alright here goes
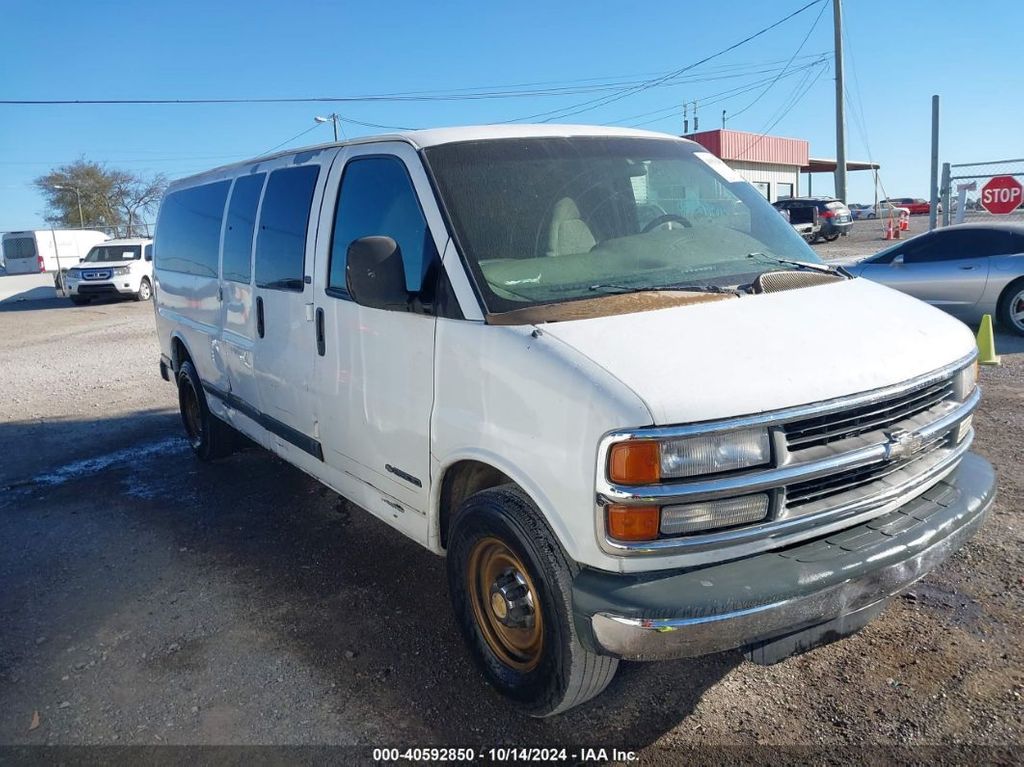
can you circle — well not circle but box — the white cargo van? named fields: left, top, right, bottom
left=65, top=238, right=154, bottom=305
left=1, top=229, right=108, bottom=275
left=153, top=125, right=993, bottom=716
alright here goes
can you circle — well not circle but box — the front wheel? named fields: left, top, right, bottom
left=135, top=277, right=152, bottom=302
left=447, top=485, right=618, bottom=716
left=997, top=278, right=1024, bottom=337
left=823, top=232, right=840, bottom=242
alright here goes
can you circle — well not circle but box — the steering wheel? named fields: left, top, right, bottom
left=642, top=213, right=692, bottom=233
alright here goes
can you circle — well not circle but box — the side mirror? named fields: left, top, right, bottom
left=892, top=254, right=904, bottom=266
left=345, top=236, right=410, bottom=310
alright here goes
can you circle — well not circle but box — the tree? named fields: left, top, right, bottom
left=35, top=160, right=167, bottom=237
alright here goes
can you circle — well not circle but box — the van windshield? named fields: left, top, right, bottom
left=83, top=245, right=142, bottom=262
left=423, top=136, right=824, bottom=314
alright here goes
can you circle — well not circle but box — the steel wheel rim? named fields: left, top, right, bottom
left=1012, top=289, right=1024, bottom=331
left=181, top=382, right=202, bottom=448
left=467, top=537, right=544, bottom=672
left=140, top=281, right=151, bottom=300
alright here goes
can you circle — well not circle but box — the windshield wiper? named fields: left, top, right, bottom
left=747, top=252, right=848, bottom=277
left=588, top=283, right=735, bottom=295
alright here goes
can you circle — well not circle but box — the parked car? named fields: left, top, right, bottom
left=1, top=229, right=108, bottom=275
left=848, top=203, right=875, bottom=220
left=776, top=203, right=821, bottom=242
left=153, top=125, right=990, bottom=715
left=842, top=222, right=1024, bottom=335
left=850, top=202, right=912, bottom=221
left=65, top=238, right=153, bottom=305
left=881, top=197, right=939, bottom=216
left=772, top=196, right=852, bottom=241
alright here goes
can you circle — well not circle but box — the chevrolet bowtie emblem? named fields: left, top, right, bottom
left=884, top=428, right=925, bottom=461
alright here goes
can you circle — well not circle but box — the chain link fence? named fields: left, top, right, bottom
left=940, top=158, right=1024, bottom=227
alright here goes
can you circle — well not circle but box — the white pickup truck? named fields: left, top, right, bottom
left=152, top=125, right=993, bottom=716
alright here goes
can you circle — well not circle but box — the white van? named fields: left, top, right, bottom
left=64, top=238, right=154, bottom=305
left=153, top=125, right=993, bottom=716
left=1, top=229, right=108, bottom=275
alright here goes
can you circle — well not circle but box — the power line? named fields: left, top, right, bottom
left=260, top=122, right=327, bottom=154
left=502, top=0, right=827, bottom=123
left=733, top=61, right=828, bottom=158
left=727, top=0, right=828, bottom=121
left=610, top=56, right=829, bottom=129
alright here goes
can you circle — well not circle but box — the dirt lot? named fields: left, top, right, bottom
left=0, top=288, right=1021, bottom=758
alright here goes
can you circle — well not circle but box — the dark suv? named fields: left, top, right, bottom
left=773, top=197, right=853, bottom=242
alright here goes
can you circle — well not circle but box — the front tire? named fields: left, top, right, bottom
left=177, top=360, right=235, bottom=461
left=997, top=277, right=1024, bottom=337
left=135, top=277, right=152, bottom=302
left=447, top=485, right=618, bottom=717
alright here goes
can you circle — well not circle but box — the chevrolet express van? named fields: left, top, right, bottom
left=153, top=125, right=993, bottom=716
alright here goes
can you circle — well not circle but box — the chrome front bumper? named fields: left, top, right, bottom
left=575, top=452, right=995, bottom=662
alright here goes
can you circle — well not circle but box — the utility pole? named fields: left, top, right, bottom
left=53, top=184, right=84, bottom=228
left=315, top=113, right=341, bottom=141
left=833, top=0, right=847, bottom=203
left=722, top=110, right=727, bottom=129
left=929, top=95, right=940, bottom=231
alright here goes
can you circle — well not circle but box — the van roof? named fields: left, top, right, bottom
left=171, top=124, right=690, bottom=188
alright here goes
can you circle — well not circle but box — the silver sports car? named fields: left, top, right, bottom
left=843, top=222, right=1024, bottom=336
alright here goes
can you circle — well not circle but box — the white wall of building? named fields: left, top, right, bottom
left=726, top=161, right=800, bottom=203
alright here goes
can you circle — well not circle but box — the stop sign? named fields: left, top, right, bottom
left=980, top=175, right=1024, bottom=215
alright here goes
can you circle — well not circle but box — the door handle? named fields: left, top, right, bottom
left=958, top=265, right=976, bottom=270
left=315, top=307, right=325, bottom=356
left=256, top=296, right=265, bottom=339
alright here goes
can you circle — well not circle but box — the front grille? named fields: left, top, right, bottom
left=786, top=433, right=950, bottom=508
left=82, top=270, right=112, bottom=280
left=783, top=378, right=955, bottom=451
left=77, top=284, right=119, bottom=294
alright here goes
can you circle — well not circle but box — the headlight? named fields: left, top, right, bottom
left=113, top=266, right=131, bottom=276
left=953, top=361, right=978, bottom=401
left=660, top=494, right=770, bottom=535
left=67, top=270, right=81, bottom=280
left=608, top=427, right=771, bottom=485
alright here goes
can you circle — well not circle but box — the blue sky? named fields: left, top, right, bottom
left=2, top=0, right=1022, bottom=230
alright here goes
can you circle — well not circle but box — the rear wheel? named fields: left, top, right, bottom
left=447, top=484, right=617, bottom=716
left=997, top=278, right=1024, bottom=337
left=135, top=277, right=152, bottom=302
left=177, top=360, right=235, bottom=461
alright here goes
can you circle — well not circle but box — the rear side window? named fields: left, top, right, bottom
left=328, top=156, right=436, bottom=295
left=155, top=181, right=231, bottom=277
left=255, top=165, right=320, bottom=291
left=222, top=173, right=266, bottom=284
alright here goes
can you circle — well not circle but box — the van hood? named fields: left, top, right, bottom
left=539, top=278, right=976, bottom=426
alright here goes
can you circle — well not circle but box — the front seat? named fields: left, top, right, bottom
left=546, top=197, right=596, bottom=257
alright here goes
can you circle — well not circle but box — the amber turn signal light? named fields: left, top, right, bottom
left=608, top=440, right=660, bottom=485
left=606, top=505, right=660, bottom=542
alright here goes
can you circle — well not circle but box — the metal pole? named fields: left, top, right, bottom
left=74, top=188, right=84, bottom=229
left=929, top=95, right=940, bottom=231
left=941, top=162, right=951, bottom=227
left=833, top=0, right=847, bottom=202
left=331, top=114, right=339, bottom=142
left=50, top=228, right=66, bottom=297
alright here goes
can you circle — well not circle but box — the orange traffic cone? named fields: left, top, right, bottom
left=884, top=219, right=893, bottom=240
left=899, top=212, right=910, bottom=231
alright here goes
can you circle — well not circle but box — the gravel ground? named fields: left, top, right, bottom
left=0, top=289, right=1021, bottom=758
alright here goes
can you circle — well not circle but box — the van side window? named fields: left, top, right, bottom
left=255, top=165, right=320, bottom=291
left=155, top=181, right=231, bottom=277
left=328, top=156, right=437, bottom=296
left=222, top=173, right=266, bottom=283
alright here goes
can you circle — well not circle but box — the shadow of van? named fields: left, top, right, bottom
left=0, top=409, right=737, bottom=747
